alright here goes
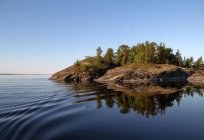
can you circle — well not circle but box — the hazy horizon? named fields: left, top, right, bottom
left=1, top=0, right=204, bottom=74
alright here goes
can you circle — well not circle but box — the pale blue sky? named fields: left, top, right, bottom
left=0, top=0, right=204, bottom=74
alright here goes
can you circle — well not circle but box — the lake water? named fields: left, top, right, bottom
left=0, top=75, right=204, bottom=140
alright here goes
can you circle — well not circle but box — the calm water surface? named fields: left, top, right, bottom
left=0, top=75, right=204, bottom=140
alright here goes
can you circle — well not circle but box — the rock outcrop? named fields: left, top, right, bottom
left=50, top=66, right=108, bottom=82
left=95, top=63, right=192, bottom=85
left=50, top=59, right=193, bottom=85
left=49, top=57, right=115, bottom=82
left=188, top=71, right=204, bottom=85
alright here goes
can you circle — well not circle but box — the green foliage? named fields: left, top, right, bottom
left=155, top=43, right=166, bottom=64
left=164, top=48, right=174, bottom=64
left=115, top=45, right=130, bottom=65
left=195, top=57, right=203, bottom=69
left=96, top=47, right=103, bottom=65
left=104, top=48, right=114, bottom=65
left=185, top=58, right=191, bottom=68
left=80, top=64, right=89, bottom=71
left=132, top=43, right=145, bottom=63
left=74, top=41, right=203, bottom=71
left=183, top=57, right=194, bottom=68
left=154, top=43, right=175, bottom=64
left=127, top=51, right=134, bottom=64
left=175, top=50, right=183, bottom=66
left=73, top=59, right=81, bottom=72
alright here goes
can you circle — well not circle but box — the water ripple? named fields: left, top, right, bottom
left=1, top=75, right=204, bottom=140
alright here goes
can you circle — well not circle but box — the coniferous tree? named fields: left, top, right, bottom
left=195, top=56, right=203, bottom=69
left=175, top=49, right=183, bottom=66
left=133, top=43, right=145, bottom=63
left=190, top=57, right=194, bottom=66
left=115, top=45, right=130, bottom=65
left=127, top=51, right=134, bottom=64
left=96, top=47, right=103, bottom=65
left=104, top=48, right=114, bottom=65
left=148, top=42, right=156, bottom=63
left=164, top=48, right=174, bottom=64
left=183, top=57, right=186, bottom=66
left=76, top=42, right=203, bottom=70
left=144, top=41, right=150, bottom=63
left=185, top=58, right=191, bottom=68
left=155, top=43, right=166, bottom=64
left=74, top=59, right=81, bottom=72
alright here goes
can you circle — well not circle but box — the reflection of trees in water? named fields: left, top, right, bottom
left=184, top=86, right=204, bottom=97
left=70, top=83, right=204, bottom=117
left=119, top=88, right=204, bottom=117
left=103, top=92, right=180, bottom=117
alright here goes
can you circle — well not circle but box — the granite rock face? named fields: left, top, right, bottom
left=188, top=71, right=204, bottom=85
left=50, top=57, right=115, bottom=82
left=95, top=64, right=192, bottom=85
left=50, top=67, right=108, bottom=82
left=62, top=69, right=106, bottom=82
left=152, top=68, right=190, bottom=84
left=50, top=61, right=193, bottom=85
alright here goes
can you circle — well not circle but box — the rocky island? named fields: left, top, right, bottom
left=50, top=42, right=204, bottom=89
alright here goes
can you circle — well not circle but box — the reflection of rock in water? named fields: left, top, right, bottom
left=104, top=82, right=182, bottom=96
left=183, top=85, right=204, bottom=97
left=70, top=83, right=204, bottom=118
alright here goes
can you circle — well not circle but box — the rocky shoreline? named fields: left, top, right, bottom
left=49, top=61, right=204, bottom=86
left=188, top=71, right=204, bottom=85
left=95, top=64, right=192, bottom=84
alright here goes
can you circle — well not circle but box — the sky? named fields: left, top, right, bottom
left=0, top=0, right=204, bottom=74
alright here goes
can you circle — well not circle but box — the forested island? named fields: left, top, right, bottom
left=50, top=41, right=204, bottom=86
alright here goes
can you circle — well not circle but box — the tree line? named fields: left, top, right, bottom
left=95, top=41, right=203, bottom=69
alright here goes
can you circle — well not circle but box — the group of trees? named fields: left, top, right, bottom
left=95, top=41, right=203, bottom=69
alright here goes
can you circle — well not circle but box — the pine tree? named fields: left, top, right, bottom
left=96, top=47, right=103, bottom=65
left=175, top=50, right=183, bottom=66
left=185, top=58, right=191, bottom=68
left=74, top=59, right=80, bottom=72
left=156, top=44, right=166, bottom=64
left=148, top=42, right=156, bottom=63
left=127, top=51, right=134, bottom=64
left=115, top=45, right=129, bottom=65
left=195, top=56, right=203, bottom=69
left=104, top=48, right=114, bottom=65
left=164, top=48, right=174, bottom=64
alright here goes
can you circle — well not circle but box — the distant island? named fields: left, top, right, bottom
left=50, top=41, right=204, bottom=86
